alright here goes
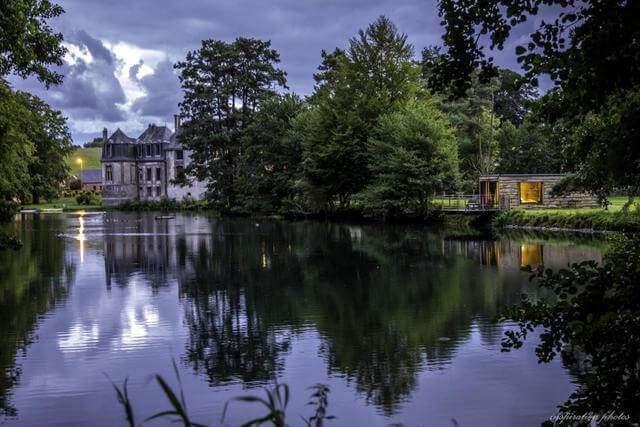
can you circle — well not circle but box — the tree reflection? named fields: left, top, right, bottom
left=0, top=216, right=75, bottom=417
left=101, top=216, right=597, bottom=416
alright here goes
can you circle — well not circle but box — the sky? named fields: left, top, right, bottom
left=9, top=0, right=535, bottom=145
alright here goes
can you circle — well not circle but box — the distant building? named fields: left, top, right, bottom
left=80, top=169, right=102, bottom=192
left=100, top=115, right=206, bottom=206
left=479, top=174, right=599, bottom=209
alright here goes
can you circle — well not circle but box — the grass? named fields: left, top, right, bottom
left=67, top=147, right=102, bottom=177
left=494, top=196, right=640, bottom=232
left=20, top=196, right=102, bottom=211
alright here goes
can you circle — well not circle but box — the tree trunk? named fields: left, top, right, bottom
left=621, top=193, right=635, bottom=214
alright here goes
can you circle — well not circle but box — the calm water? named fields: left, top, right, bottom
left=0, top=212, right=605, bottom=426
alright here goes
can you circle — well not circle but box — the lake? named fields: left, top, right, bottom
left=0, top=212, right=605, bottom=426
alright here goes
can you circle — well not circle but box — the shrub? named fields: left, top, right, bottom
left=76, top=191, right=98, bottom=206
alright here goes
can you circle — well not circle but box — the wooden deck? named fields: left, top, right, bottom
left=437, top=195, right=505, bottom=213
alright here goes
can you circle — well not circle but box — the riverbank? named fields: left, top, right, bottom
left=493, top=209, right=640, bottom=233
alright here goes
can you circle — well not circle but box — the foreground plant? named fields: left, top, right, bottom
left=500, top=235, right=640, bottom=421
left=111, top=360, right=334, bottom=426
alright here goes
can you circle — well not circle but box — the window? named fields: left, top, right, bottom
left=176, top=150, right=184, bottom=160
left=156, top=186, right=161, bottom=197
left=155, top=167, right=161, bottom=181
left=145, top=144, right=151, bottom=157
left=105, top=165, right=113, bottom=181
left=146, top=167, right=152, bottom=181
left=519, top=181, right=543, bottom=204
left=147, top=186, right=152, bottom=197
left=175, top=165, right=185, bottom=180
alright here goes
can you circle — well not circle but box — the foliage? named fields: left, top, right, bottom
left=223, top=383, right=290, bottom=426
left=500, top=236, right=640, bottom=420
left=359, top=98, right=459, bottom=218
left=567, top=89, right=640, bottom=210
left=303, top=384, right=335, bottom=427
left=238, top=94, right=306, bottom=213
left=117, top=197, right=209, bottom=212
left=75, top=191, right=98, bottom=206
left=495, top=119, right=565, bottom=174
left=0, top=81, right=35, bottom=205
left=175, top=37, right=287, bottom=209
left=0, top=0, right=66, bottom=86
left=301, top=16, right=420, bottom=210
left=18, top=91, right=73, bottom=203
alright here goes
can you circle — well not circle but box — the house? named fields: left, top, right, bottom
left=479, top=174, right=599, bottom=209
left=100, top=115, right=206, bottom=206
left=80, top=169, right=102, bottom=192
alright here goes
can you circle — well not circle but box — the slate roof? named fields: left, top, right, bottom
left=138, top=124, right=173, bottom=143
left=108, top=128, right=135, bottom=144
left=81, top=168, right=102, bottom=183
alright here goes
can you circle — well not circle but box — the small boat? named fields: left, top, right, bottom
left=19, top=209, right=38, bottom=214
left=155, top=215, right=175, bottom=220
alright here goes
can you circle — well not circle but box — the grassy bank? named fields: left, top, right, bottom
left=20, top=196, right=102, bottom=211
left=494, top=207, right=640, bottom=232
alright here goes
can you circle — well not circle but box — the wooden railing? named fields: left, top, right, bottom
left=435, top=195, right=511, bottom=211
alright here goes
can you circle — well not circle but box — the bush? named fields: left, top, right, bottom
left=76, top=191, right=99, bottom=206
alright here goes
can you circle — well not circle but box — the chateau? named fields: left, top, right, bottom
left=100, top=115, right=205, bottom=206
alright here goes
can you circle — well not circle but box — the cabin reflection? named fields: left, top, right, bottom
left=443, top=238, right=601, bottom=271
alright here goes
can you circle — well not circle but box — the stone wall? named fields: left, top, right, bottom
left=102, top=161, right=138, bottom=206
left=165, top=150, right=206, bottom=201
left=489, top=175, right=599, bottom=209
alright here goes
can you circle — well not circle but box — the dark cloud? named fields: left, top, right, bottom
left=11, top=0, right=537, bottom=143
left=130, top=59, right=182, bottom=121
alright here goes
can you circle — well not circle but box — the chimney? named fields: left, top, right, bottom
left=174, top=114, right=181, bottom=131
left=102, top=127, right=108, bottom=141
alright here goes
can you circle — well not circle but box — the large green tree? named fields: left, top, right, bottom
left=301, top=16, right=419, bottom=209
left=175, top=38, right=287, bottom=209
left=238, top=94, right=305, bottom=213
left=359, top=97, right=459, bottom=218
left=19, top=91, right=73, bottom=204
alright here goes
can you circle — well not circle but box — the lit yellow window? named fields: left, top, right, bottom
left=520, top=244, right=543, bottom=269
left=519, top=181, right=542, bottom=204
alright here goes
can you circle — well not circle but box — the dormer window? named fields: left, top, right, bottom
left=145, top=144, right=151, bottom=157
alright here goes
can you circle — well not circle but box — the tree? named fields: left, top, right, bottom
left=0, top=0, right=66, bottom=87
left=18, top=91, right=73, bottom=203
left=0, top=81, right=35, bottom=218
left=238, top=94, right=305, bottom=212
left=175, top=37, right=287, bottom=209
left=569, top=89, right=640, bottom=211
left=495, top=120, right=565, bottom=174
left=359, top=98, right=459, bottom=218
left=302, top=16, right=419, bottom=209
left=437, top=0, right=640, bottom=112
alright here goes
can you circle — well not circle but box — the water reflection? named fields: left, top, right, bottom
left=0, top=216, right=76, bottom=417
left=0, top=214, right=604, bottom=424
left=98, top=217, right=602, bottom=414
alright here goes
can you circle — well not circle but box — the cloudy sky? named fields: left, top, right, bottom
left=10, top=0, right=535, bottom=144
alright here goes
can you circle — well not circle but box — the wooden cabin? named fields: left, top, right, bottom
left=479, top=174, right=599, bottom=210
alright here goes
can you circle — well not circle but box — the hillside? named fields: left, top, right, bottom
left=66, top=147, right=102, bottom=177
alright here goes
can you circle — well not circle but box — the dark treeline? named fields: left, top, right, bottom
left=173, top=4, right=639, bottom=218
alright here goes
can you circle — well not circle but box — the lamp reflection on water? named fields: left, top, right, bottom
left=76, top=212, right=86, bottom=263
